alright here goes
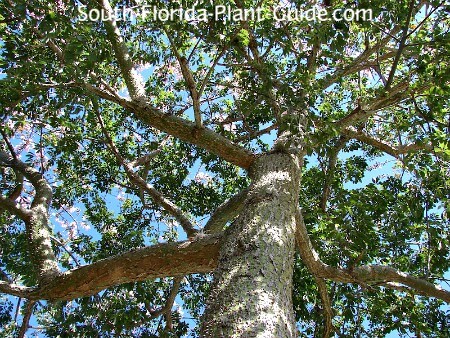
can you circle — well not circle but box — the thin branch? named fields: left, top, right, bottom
left=385, top=0, right=415, bottom=90
left=30, top=27, right=64, bottom=64
left=147, top=276, right=183, bottom=332
left=320, top=137, right=348, bottom=212
left=406, top=1, right=445, bottom=38
left=18, top=300, right=35, bottom=338
left=128, top=137, right=170, bottom=168
left=204, top=188, right=250, bottom=234
left=321, top=0, right=426, bottom=90
left=97, top=0, right=146, bottom=100
left=314, top=277, right=334, bottom=338
left=164, top=30, right=202, bottom=128
left=163, top=277, right=182, bottom=332
left=307, top=40, right=321, bottom=76
left=321, top=25, right=403, bottom=90
left=235, top=123, right=278, bottom=143
left=343, top=128, right=433, bottom=158
left=334, top=80, right=411, bottom=130
left=95, top=109, right=198, bottom=237
left=0, top=269, right=11, bottom=283
left=50, top=236, right=81, bottom=267
left=198, top=30, right=239, bottom=98
left=0, top=126, right=17, bottom=161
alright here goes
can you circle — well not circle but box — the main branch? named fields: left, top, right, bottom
left=295, top=209, right=450, bottom=303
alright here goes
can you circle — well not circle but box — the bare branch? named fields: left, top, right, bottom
left=235, top=123, right=278, bottom=143
left=147, top=276, right=183, bottom=332
left=295, top=209, right=450, bottom=303
left=31, top=1, right=254, bottom=171
left=50, top=236, right=81, bottom=267
left=0, top=269, right=11, bottom=283
left=0, top=282, right=35, bottom=298
left=95, top=110, right=198, bottom=237
left=33, top=234, right=221, bottom=301
left=321, top=25, right=403, bottom=90
left=165, top=30, right=202, bottom=128
left=18, top=300, right=35, bottom=338
left=335, top=80, right=411, bottom=130
left=315, top=277, right=334, bottom=338
left=0, top=126, right=17, bottom=161
left=163, top=277, right=182, bottom=332
left=204, top=188, right=250, bottom=234
left=343, top=128, right=433, bottom=158
left=385, top=0, right=415, bottom=90
left=97, top=0, right=146, bottom=100
left=346, top=266, right=450, bottom=303
left=320, top=137, right=348, bottom=212
left=128, top=100, right=256, bottom=169
left=79, top=87, right=256, bottom=169
left=128, top=137, right=170, bottom=168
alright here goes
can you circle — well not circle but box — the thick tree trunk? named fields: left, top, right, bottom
left=200, top=153, right=302, bottom=337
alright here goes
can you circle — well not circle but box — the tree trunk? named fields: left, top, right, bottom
left=201, top=153, right=302, bottom=337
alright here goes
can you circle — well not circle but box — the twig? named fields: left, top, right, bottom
left=50, top=236, right=81, bottom=267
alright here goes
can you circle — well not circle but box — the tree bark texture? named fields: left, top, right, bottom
left=200, top=152, right=302, bottom=337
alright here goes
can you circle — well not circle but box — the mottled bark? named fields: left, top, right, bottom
left=200, top=153, right=302, bottom=337
left=0, top=151, right=59, bottom=282
left=0, top=233, right=222, bottom=301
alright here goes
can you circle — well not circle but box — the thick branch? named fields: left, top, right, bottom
left=0, top=195, right=31, bottom=221
left=203, top=188, right=250, bottom=234
left=0, top=151, right=59, bottom=280
left=32, top=234, right=220, bottom=301
left=0, top=152, right=52, bottom=209
left=31, top=34, right=255, bottom=171
left=0, top=282, right=35, bottom=298
left=128, top=100, right=256, bottom=169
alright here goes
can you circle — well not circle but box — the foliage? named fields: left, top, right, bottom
left=0, top=0, right=449, bottom=336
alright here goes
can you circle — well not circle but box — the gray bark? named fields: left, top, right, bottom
left=200, top=152, right=302, bottom=337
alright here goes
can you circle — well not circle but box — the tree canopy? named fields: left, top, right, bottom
left=0, top=0, right=449, bottom=337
